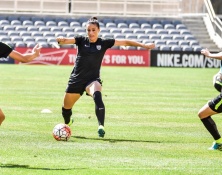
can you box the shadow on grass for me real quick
[72,136,160,143]
[0,163,86,170]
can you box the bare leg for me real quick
[0,108,5,125]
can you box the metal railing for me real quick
[0,0,207,17]
[204,0,222,37]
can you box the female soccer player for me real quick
[199,48,222,150]
[0,42,41,125]
[56,17,155,138]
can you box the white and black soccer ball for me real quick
[52,123,71,141]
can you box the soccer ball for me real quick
[52,123,71,141]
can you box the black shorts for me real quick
[208,93,222,113]
[65,78,102,95]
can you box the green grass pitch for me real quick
[0,64,222,175]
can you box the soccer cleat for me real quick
[66,117,74,127]
[208,142,222,151]
[98,125,105,138]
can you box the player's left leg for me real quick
[0,108,5,125]
[198,99,222,150]
[86,81,105,137]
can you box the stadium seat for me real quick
[172,20,182,26]
[47,37,57,43]
[31,16,43,22]
[145,29,157,34]
[51,27,62,32]
[11,36,23,42]
[184,35,196,41]
[20,32,32,37]
[15,26,27,31]
[113,33,125,39]
[180,30,192,35]
[102,18,113,24]
[15,42,26,47]
[54,17,67,24]
[156,29,168,35]
[164,24,175,29]
[137,34,149,40]
[100,28,110,34]
[133,29,146,34]
[114,19,126,24]
[46,21,57,27]
[39,42,49,48]
[0,20,10,25]
[176,24,187,30]
[110,28,122,34]
[140,23,151,29]
[159,45,171,51]
[31,32,43,37]
[110,45,120,50]
[166,40,178,46]
[189,40,199,46]
[192,46,202,52]
[137,19,149,25]
[23,37,35,43]
[66,32,75,37]
[39,26,51,32]
[0,31,7,36]
[117,23,128,28]
[26,42,37,48]
[102,33,114,38]
[3,25,15,31]
[7,31,19,36]
[168,30,180,35]
[54,32,66,37]
[62,27,73,33]
[34,21,45,26]
[66,17,77,24]
[149,19,160,25]
[106,22,117,28]
[7,16,19,21]
[149,34,161,40]
[182,45,193,51]
[172,35,184,40]
[171,45,182,51]
[74,28,85,33]
[58,21,69,27]
[77,17,89,24]
[161,35,173,40]
[129,23,140,29]
[152,24,163,29]
[70,21,81,27]
[43,32,55,38]
[155,40,166,46]
[19,16,31,22]
[178,40,189,46]
[160,20,172,25]
[122,28,134,34]
[125,34,137,40]
[27,26,38,32]
[23,20,34,26]
[11,20,22,26]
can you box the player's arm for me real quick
[201,48,222,60]
[9,44,41,63]
[114,39,155,50]
[56,36,76,45]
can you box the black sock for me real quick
[201,116,221,140]
[93,91,105,126]
[62,107,72,124]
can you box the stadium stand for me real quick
[0,0,219,51]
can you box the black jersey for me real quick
[0,42,13,58]
[69,36,115,83]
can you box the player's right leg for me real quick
[62,93,81,126]
[0,108,5,125]
[198,94,222,150]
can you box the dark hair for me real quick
[87,16,100,29]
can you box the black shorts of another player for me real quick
[208,93,222,113]
[65,78,102,95]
